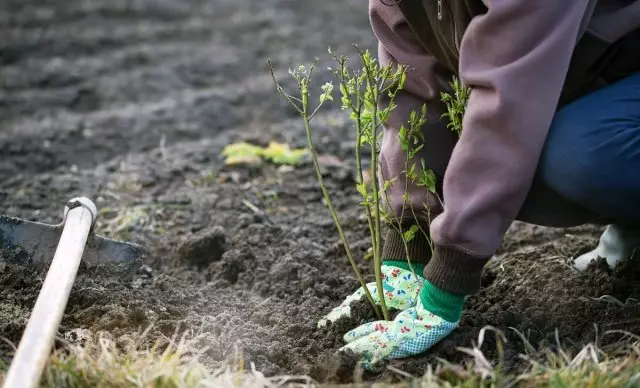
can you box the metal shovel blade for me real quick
[0,215,146,267]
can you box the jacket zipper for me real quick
[437,0,460,54]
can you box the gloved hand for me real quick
[573,224,640,271]
[318,261,425,328]
[338,280,463,369]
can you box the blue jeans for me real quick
[517,72,640,228]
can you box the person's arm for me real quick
[427,1,593,294]
[370,1,458,263]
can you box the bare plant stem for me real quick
[410,203,435,258]
[268,51,428,322]
[268,59,382,320]
[354,115,376,257]
[382,187,419,278]
[358,48,389,321]
[300,97,381,320]
[335,58,377,278]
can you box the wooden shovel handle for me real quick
[3,198,97,388]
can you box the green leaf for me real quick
[261,142,309,165]
[402,224,420,243]
[406,163,417,181]
[356,183,368,198]
[413,144,424,155]
[377,109,389,123]
[401,192,410,203]
[409,110,417,124]
[359,132,370,146]
[221,142,263,166]
[319,82,334,104]
[418,168,437,193]
[398,125,407,140]
[382,176,397,192]
[398,125,408,152]
[340,83,349,107]
[361,107,373,121]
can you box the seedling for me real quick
[268,47,467,320]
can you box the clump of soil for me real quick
[178,225,227,268]
[2,0,640,385]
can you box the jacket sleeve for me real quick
[370,1,462,264]
[426,0,593,294]
[369,0,456,217]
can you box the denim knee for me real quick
[537,72,640,221]
[537,119,598,206]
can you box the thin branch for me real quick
[358,46,389,321]
[267,59,304,115]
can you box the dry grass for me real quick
[0,326,639,388]
[0,328,318,388]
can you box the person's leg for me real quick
[516,72,640,227]
[515,176,606,228]
[528,71,640,268]
[538,71,640,222]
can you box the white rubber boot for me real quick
[573,224,640,271]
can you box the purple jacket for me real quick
[371,0,640,294]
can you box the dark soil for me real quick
[1,0,639,385]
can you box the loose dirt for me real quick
[1,0,639,385]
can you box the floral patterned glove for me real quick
[338,280,463,369]
[317,261,425,328]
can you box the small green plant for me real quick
[440,76,470,136]
[268,51,385,319]
[268,47,467,321]
[221,141,308,166]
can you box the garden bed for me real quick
[1,0,639,385]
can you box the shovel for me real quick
[0,197,146,388]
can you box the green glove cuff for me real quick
[420,280,464,322]
[382,260,426,276]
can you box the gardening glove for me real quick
[339,280,463,370]
[317,261,425,328]
[573,224,640,271]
